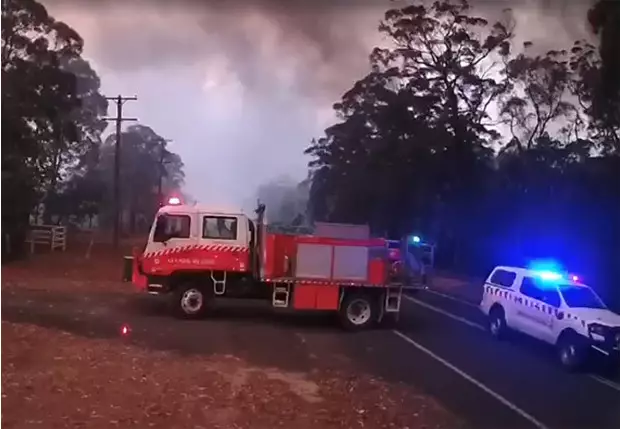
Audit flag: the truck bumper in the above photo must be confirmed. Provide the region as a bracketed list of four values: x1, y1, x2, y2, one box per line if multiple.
[588, 332, 620, 363]
[590, 342, 620, 359]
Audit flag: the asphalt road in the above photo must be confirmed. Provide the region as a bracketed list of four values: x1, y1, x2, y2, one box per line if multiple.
[3, 284, 620, 429]
[397, 289, 620, 429]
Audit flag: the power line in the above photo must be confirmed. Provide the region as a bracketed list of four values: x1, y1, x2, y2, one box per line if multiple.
[104, 95, 138, 248]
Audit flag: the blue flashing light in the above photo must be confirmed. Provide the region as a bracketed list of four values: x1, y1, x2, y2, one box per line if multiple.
[534, 270, 563, 281]
[411, 235, 421, 244]
[527, 260, 564, 277]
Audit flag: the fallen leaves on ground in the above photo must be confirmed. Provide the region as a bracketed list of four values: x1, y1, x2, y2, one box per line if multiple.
[2, 322, 463, 429]
[2, 238, 138, 294]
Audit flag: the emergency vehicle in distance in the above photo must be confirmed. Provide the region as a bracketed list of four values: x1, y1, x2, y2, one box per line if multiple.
[480, 266, 620, 371]
[126, 197, 427, 330]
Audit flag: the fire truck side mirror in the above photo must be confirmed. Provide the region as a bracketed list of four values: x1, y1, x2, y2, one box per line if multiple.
[153, 215, 169, 243]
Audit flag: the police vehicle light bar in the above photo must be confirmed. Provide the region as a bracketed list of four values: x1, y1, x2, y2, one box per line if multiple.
[534, 271, 563, 281]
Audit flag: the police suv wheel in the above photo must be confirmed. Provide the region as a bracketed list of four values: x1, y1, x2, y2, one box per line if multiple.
[557, 333, 586, 372]
[489, 307, 507, 340]
[173, 284, 208, 319]
[339, 293, 376, 331]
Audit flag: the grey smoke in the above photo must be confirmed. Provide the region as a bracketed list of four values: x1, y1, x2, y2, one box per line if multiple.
[39, 0, 596, 209]
[44, 0, 594, 103]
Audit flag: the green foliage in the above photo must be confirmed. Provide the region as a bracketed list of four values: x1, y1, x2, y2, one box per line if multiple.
[307, 0, 620, 306]
[1, 0, 185, 257]
[2, 0, 98, 257]
[586, 0, 620, 151]
[97, 125, 185, 230]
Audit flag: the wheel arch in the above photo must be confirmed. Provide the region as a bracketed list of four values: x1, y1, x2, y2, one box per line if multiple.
[338, 286, 384, 309]
[168, 271, 212, 290]
[489, 302, 505, 316]
[556, 327, 578, 345]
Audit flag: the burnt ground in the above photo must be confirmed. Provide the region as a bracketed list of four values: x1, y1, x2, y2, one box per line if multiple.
[1, 241, 463, 429]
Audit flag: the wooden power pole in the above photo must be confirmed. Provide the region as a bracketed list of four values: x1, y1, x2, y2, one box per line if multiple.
[157, 138, 173, 207]
[104, 95, 138, 248]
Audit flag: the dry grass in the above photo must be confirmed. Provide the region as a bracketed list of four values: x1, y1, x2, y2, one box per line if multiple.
[2, 322, 462, 429]
[2, 237, 138, 293]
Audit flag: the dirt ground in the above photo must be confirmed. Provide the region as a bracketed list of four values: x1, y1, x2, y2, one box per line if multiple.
[2, 238, 465, 429]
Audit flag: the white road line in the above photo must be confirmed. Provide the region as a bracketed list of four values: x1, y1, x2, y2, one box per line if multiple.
[403, 295, 485, 331]
[422, 288, 479, 308]
[403, 294, 620, 394]
[590, 375, 620, 393]
[392, 329, 550, 429]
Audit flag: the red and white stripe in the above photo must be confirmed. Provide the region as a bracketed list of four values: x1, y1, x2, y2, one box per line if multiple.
[144, 244, 249, 258]
[263, 277, 388, 287]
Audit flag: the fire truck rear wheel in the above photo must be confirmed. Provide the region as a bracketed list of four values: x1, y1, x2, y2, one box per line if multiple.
[339, 293, 377, 331]
[173, 284, 209, 319]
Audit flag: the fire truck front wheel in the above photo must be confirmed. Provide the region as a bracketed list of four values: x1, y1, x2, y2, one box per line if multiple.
[339, 292, 377, 331]
[173, 284, 209, 319]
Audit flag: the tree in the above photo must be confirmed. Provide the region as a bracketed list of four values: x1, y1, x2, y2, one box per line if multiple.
[371, 0, 512, 156]
[308, 68, 458, 237]
[499, 46, 580, 151]
[308, 0, 512, 250]
[2, 0, 106, 258]
[568, 40, 619, 153]
[588, 0, 620, 98]
[306, 0, 620, 297]
[97, 125, 185, 233]
[585, 0, 620, 152]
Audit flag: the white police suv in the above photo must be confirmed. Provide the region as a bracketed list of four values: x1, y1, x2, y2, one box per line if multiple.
[480, 266, 620, 371]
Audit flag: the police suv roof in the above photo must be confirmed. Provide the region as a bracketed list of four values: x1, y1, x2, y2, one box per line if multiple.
[491, 266, 531, 275]
[490, 265, 586, 287]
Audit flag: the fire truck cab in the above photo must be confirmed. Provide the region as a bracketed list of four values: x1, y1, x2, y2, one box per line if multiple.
[127, 199, 424, 330]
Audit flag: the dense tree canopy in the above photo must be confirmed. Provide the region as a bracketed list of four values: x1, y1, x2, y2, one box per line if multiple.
[306, 0, 620, 306]
[2, 0, 185, 257]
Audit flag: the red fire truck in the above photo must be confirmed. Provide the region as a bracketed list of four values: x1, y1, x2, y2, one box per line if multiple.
[125, 198, 424, 330]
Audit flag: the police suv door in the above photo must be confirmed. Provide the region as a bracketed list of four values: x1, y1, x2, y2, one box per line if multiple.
[517, 277, 560, 342]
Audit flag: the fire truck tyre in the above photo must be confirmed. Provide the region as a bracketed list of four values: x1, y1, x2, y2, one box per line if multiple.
[173, 284, 209, 319]
[339, 293, 377, 331]
[556, 331, 587, 372]
[488, 306, 507, 340]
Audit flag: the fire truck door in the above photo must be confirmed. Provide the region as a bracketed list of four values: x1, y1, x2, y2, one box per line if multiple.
[150, 213, 196, 252]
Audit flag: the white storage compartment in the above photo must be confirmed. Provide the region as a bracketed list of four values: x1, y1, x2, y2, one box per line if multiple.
[295, 243, 332, 279]
[333, 245, 368, 281]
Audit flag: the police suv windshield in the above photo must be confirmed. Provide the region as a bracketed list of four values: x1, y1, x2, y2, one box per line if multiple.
[559, 285, 607, 310]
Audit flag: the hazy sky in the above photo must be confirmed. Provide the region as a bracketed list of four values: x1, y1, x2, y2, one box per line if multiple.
[42, 0, 592, 211]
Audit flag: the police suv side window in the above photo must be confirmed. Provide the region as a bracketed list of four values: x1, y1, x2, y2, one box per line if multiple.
[203, 216, 238, 240]
[520, 277, 542, 300]
[489, 269, 516, 288]
[165, 215, 191, 238]
[520, 277, 561, 307]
